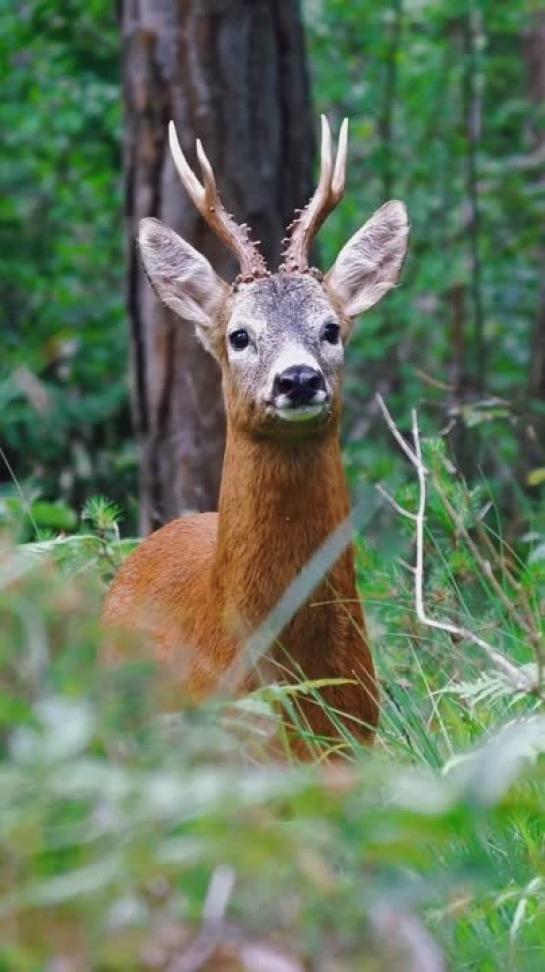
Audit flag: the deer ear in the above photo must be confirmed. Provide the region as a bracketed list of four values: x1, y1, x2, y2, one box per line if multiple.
[138, 218, 228, 328]
[325, 201, 409, 319]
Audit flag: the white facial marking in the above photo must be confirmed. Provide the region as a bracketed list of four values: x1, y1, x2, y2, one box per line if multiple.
[275, 404, 326, 423]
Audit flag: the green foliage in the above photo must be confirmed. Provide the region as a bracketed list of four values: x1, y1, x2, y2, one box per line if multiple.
[304, 0, 545, 506]
[0, 0, 135, 520]
[82, 495, 122, 536]
[0, 466, 544, 968]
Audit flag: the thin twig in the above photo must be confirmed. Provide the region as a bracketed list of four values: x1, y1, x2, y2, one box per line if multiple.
[376, 482, 416, 521]
[376, 394, 421, 467]
[377, 395, 536, 695]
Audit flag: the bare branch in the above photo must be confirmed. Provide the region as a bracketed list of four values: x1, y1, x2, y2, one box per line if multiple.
[377, 395, 536, 695]
[375, 483, 416, 521]
[375, 394, 421, 468]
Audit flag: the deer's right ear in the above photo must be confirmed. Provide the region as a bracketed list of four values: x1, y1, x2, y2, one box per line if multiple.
[138, 218, 228, 328]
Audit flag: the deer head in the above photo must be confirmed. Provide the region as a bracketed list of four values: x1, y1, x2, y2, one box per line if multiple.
[139, 117, 409, 438]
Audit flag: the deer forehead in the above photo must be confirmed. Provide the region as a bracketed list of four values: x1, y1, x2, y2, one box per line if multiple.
[229, 274, 336, 344]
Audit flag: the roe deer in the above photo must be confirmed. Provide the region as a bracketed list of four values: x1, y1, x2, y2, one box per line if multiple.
[103, 117, 409, 753]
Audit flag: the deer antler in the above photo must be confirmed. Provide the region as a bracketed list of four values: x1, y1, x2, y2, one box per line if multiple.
[281, 115, 348, 275]
[168, 121, 269, 282]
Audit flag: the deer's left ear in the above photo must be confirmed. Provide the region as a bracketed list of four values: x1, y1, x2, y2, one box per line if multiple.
[325, 201, 409, 319]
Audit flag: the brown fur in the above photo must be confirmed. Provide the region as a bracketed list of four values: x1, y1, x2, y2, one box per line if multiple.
[103, 409, 378, 754]
[104, 184, 410, 756]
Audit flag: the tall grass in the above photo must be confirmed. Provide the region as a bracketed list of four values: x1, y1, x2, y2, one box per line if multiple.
[0, 437, 544, 970]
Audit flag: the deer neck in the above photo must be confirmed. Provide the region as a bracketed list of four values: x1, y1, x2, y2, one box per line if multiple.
[213, 419, 355, 633]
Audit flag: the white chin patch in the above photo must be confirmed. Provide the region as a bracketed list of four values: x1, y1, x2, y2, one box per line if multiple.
[274, 404, 326, 423]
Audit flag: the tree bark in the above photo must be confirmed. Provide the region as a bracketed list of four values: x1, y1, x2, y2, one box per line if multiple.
[122, 0, 315, 533]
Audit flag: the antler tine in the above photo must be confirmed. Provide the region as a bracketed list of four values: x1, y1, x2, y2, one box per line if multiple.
[331, 117, 348, 201]
[195, 138, 219, 207]
[168, 120, 267, 279]
[281, 116, 349, 273]
[168, 121, 205, 208]
[315, 114, 335, 208]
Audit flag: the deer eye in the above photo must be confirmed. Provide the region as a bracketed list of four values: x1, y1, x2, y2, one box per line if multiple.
[322, 321, 340, 345]
[229, 329, 250, 351]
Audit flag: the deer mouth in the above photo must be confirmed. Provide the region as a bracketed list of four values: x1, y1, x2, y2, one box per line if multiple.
[273, 402, 329, 423]
[266, 389, 331, 425]
[261, 382, 331, 427]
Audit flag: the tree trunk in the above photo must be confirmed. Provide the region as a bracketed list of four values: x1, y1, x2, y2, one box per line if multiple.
[122, 0, 315, 533]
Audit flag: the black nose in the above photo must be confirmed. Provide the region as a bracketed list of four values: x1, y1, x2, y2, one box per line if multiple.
[273, 365, 326, 405]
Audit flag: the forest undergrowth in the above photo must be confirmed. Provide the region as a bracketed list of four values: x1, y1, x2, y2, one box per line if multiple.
[1, 412, 544, 971]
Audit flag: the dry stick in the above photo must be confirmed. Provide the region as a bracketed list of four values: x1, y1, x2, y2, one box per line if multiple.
[375, 394, 535, 694]
[375, 482, 416, 522]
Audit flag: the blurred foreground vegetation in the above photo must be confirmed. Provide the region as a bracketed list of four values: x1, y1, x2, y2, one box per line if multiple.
[1, 427, 545, 968]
